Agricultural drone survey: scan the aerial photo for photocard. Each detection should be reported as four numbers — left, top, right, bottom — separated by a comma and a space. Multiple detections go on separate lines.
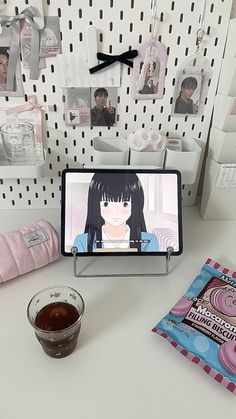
132, 40, 167, 100
0, 47, 9, 91
90, 87, 117, 127
64, 87, 91, 125
172, 72, 203, 116
39, 16, 62, 57
0, 37, 24, 97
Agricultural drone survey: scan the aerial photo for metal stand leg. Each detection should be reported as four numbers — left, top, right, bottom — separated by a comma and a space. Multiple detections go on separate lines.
71, 246, 174, 278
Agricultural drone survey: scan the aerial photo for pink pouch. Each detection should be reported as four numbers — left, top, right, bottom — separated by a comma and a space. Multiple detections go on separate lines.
0, 220, 59, 283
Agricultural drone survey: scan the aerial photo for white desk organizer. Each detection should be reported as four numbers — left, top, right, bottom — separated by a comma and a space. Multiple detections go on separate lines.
208, 127, 236, 164
164, 138, 202, 185
201, 156, 236, 220
92, 137, 129, 165
212, 95, 236, 131
218, 58, 236, 96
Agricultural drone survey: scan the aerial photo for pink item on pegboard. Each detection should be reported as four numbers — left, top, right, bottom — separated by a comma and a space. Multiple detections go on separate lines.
0, 220, 59, 283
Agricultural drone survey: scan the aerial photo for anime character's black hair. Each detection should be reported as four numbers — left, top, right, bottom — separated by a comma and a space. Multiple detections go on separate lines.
84, 173, 147, 252
94, 88, 108, 98
181, 76, 198, 91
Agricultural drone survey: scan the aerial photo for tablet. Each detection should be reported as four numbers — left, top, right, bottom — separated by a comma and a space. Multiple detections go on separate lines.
61, 168, 183, 257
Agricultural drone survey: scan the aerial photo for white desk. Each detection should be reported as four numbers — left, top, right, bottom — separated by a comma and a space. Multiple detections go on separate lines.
0, 206, 236, 419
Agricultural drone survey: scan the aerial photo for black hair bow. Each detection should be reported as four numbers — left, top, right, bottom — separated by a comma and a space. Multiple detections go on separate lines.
89, 49, 138, 74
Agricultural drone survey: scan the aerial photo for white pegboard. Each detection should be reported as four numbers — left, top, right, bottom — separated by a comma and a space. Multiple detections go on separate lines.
0, 0, 233, 209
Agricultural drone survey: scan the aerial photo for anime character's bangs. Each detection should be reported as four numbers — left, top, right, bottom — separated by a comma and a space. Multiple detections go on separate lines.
100, 185, 131, 202
94, 174, 135, 202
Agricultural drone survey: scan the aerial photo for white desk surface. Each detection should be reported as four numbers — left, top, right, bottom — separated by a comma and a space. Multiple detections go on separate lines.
0, 205, 236, 419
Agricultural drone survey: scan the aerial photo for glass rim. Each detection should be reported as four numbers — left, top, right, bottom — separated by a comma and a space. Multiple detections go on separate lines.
27, 285, 85, 334
0, 121, 34, 135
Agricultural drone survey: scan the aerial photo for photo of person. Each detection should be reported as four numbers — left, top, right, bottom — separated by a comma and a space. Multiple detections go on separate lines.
66, 87, 90, 109
73, 173, 159, 253
90, 87, 116, 127
65, 88, 90, 125
173, 74, 202, 115
0, 48, 8, 91
137, 57, 160, 95
132, 41, 167, 100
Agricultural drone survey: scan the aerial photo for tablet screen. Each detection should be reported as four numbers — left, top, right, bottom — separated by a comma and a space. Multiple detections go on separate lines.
61, 169, 182, 256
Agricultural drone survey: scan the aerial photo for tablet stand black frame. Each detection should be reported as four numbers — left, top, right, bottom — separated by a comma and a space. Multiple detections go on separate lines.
71, 246, 174, 277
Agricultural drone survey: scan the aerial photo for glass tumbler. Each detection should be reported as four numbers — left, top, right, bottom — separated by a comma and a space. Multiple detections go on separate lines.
27, 286, 85, 358
0, 120, 35, 163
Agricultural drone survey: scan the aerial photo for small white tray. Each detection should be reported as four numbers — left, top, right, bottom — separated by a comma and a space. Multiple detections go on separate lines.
0, 150, 46, 179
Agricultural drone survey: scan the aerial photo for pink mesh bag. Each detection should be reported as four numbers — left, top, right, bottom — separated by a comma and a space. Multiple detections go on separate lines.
0, 220, 59, 283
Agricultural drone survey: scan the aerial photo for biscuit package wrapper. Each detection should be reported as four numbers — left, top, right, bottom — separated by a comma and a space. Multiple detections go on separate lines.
152, 258, 236, 394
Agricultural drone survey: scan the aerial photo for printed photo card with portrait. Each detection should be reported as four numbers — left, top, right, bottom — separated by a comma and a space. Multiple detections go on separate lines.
172, 56, 212, 117
132, 39, 167, 100
0, 28, 24, 97
61, 168, 183, 257
172, 72, 203, 116
64, 87, 91, 126
90, 87, 117, 127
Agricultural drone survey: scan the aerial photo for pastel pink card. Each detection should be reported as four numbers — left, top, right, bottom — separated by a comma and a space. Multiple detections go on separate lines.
132, 39, 167, 100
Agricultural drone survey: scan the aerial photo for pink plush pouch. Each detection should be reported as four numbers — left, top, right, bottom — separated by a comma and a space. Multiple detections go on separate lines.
0, 220, 59, 283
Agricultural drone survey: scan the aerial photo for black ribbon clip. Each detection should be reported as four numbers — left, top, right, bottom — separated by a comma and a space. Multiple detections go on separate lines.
89, 49, 138, 74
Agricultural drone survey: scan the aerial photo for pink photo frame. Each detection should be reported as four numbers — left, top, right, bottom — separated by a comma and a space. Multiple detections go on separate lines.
132, 39, 167, 100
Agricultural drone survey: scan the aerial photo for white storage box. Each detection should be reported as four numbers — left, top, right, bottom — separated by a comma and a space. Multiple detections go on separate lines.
224, 18, 236, 58
92, 137, 129, 165
217, 58, 236, 96
208, 127, 236, 163
164, 138, 202, 184
212, 95, 236, 132
200, 157, 236, 220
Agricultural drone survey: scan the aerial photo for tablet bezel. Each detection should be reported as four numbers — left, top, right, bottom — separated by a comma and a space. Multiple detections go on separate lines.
61, 168, 183, 257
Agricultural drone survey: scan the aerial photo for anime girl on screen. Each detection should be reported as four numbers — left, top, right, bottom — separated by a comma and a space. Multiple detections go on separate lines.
73, 173, 159, 253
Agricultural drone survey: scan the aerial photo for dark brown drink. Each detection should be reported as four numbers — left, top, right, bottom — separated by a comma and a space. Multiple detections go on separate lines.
35, 302, 79, 331
35, 302, 81, 358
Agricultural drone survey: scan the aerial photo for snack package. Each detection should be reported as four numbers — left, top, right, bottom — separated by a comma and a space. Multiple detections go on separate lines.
152, 258, 236, 394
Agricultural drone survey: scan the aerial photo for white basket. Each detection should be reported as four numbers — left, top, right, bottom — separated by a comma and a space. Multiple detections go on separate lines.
129, 148, 165, 167
92, 137, 129, 165
164, 138, 202, 184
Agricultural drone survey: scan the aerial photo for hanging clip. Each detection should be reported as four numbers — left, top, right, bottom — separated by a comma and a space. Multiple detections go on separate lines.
196, 28, 205, 54
196, 0, 206, 54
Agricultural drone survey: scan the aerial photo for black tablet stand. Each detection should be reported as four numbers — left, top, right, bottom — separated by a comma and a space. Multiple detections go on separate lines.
71, 246, 174, 277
